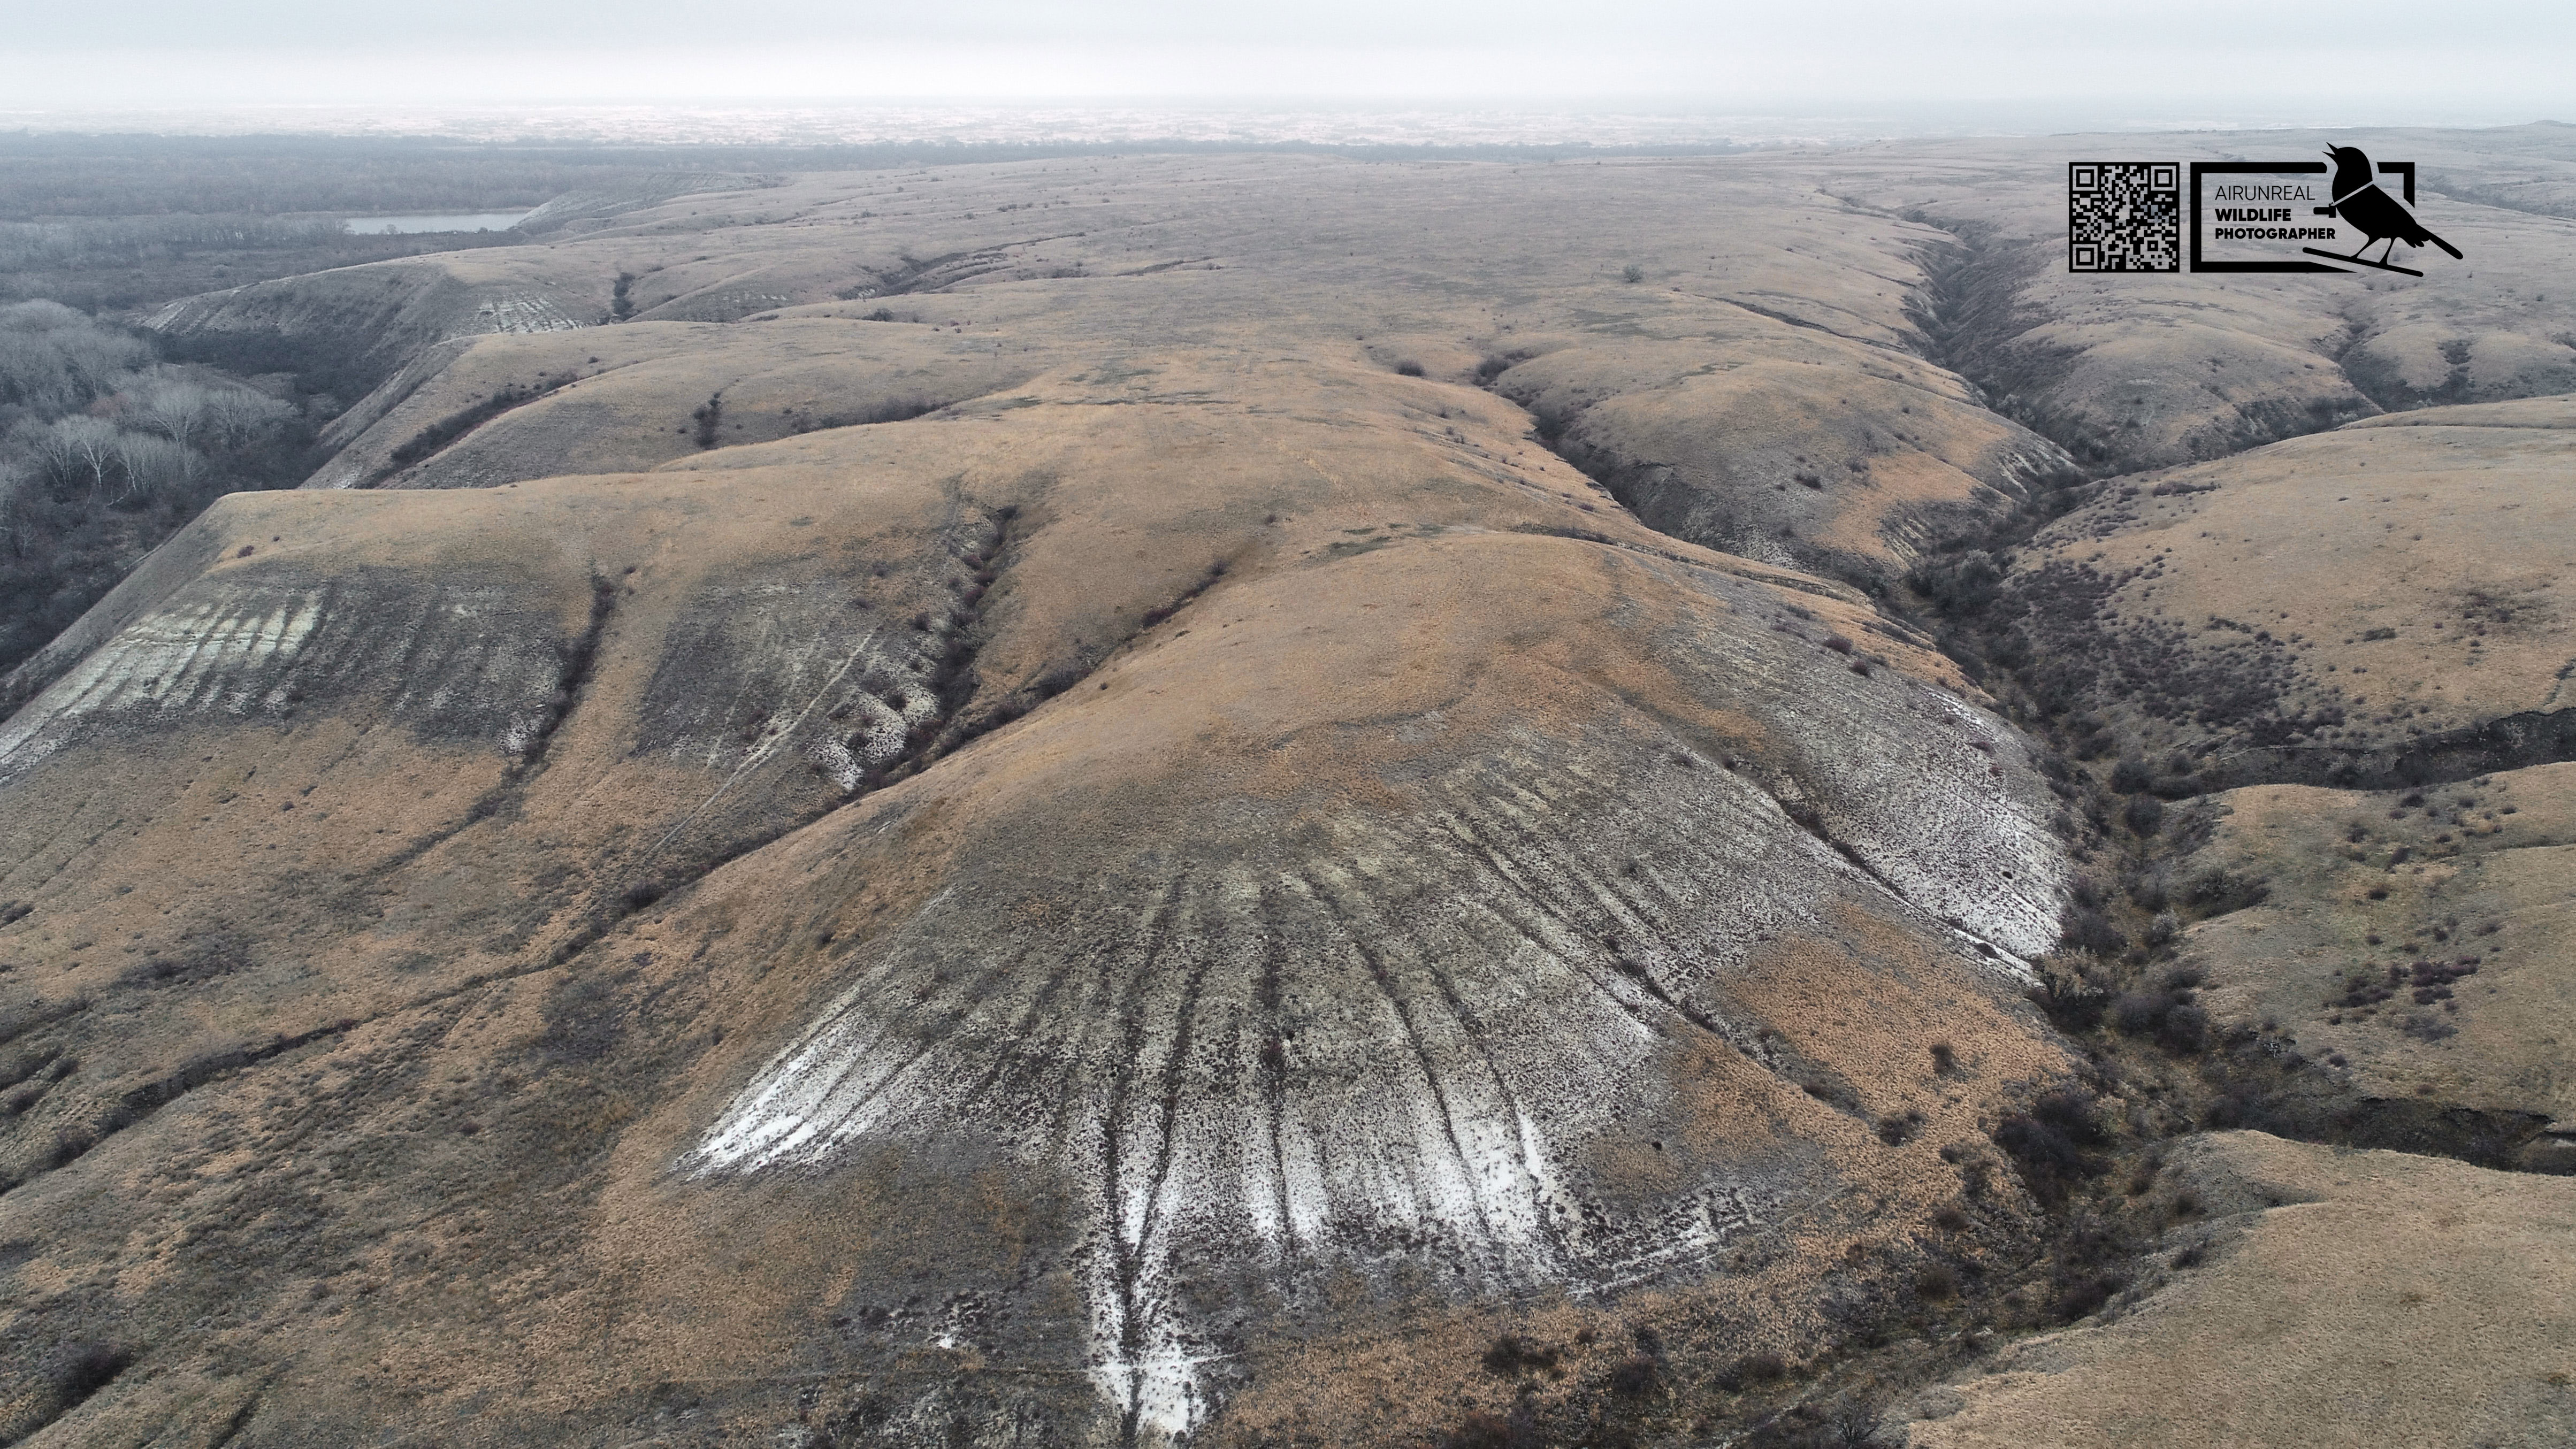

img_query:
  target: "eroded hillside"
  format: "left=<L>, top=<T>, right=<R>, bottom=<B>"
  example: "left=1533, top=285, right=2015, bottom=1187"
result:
left=4, top=130, right=2575, bottom=1448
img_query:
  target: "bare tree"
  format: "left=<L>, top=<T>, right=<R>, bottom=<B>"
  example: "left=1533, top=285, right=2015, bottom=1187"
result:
left=0, top=300, right=149, bottom=412
left=110, top=432, right=196, bottom=504
left=201, top=389, right=295, bottom=450
left=133, top=377, right=217, bottom=451
left=0, top=460, right=30, bottom=558
left=37, top=415, right=123, bottom=499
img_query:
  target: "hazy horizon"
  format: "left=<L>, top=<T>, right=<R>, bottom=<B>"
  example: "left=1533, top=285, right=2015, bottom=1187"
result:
left=0, top=102, right=2564, bottom=154
left=2, top=0, right=2568, bottom=134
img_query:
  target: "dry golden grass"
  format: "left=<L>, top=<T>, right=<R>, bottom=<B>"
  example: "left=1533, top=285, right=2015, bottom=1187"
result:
left=1904, top=1132, right=2576, bottom=1449
left=10, top=125, right=2576, bottom=1446
left=2168, top=762, right=2576, bottom=1134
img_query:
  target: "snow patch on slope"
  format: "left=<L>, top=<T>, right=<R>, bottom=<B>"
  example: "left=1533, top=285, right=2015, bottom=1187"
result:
left=689, top=694, right=2066, bottom=1436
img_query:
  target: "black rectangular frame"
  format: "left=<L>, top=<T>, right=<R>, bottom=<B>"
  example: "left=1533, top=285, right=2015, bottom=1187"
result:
left=2188, top=160, right=2416, bottom=273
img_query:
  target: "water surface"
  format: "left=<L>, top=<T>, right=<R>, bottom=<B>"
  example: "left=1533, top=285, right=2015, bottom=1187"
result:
left=343, top=211, right=528, bottom=234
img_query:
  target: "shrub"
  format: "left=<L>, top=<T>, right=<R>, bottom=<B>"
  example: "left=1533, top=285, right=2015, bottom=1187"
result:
left=1929, top=1041, right=1956, bottom=1074
left=1620, top=264, right=1645, bottom=283
left=2052, top=1272, right=2123, bottom=1321
left=384, top=390, right=527, bottom=471
left=1608, top=1355, right=1659, bottom=1396
left=2032, top=1088, right=2107, bottom=1142
left=2182, top=869, right=2268, bottom=916
left=1931, top=1204, right=1971, bottom=1231
left=690, top=394, right=723, bottom=449
left=2112, top=991, right=2170, bottom=1036
left=2110, top=987, right=2208, bottom=1054
left=2060, top=906, right=2126, bottom=957
left=1031, top=662, right=1086, bottom=698
left=2155, top=1002, right=2209, bottom=1053
left=2401, top=1014, right=2456, bottom=1042
left=1914, top=1262, right=1959, bottom=1299
left=2123, top=794, right=2166, bottom=836
left=1479, top=1335, right=1557, bottom=1377
left=1394, top=359, right=1425, bottom=377
left=1824, top=1399, right=1890, bottom=1449
left=1993, top=1089, right=2108, bottom=1203
left=808, top=395, right=949, bottom=430
left=1904, top=549, right=2002, bottom=615
left=2150, top=772, right=2204, bottom=800
left=2030, top=962, right=2112, bottom=1031
left=2110, top=758, right=2154, bottom=794
left=1715, top=1351, right=1789, bottom=1391
left=2201, top=1083, right=2275, bottom=1131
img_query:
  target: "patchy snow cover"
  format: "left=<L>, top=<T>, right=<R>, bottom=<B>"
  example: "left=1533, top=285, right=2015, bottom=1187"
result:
left=465, top=289, right=585, bottom=335
left=690, top=669, right=2067, bottom=1434
left=0, top=570, right=570, bottom=786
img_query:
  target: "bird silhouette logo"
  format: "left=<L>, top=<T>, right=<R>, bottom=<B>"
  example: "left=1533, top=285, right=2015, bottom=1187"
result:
left=2304, top=145, right=2463, bottom=276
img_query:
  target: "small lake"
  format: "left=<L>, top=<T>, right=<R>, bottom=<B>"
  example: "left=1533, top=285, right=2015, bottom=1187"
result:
left=342, top=211, right=530, bottom=235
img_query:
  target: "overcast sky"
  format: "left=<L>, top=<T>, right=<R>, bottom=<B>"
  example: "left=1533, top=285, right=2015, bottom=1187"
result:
left=1, top=0, right=2569, bottom=122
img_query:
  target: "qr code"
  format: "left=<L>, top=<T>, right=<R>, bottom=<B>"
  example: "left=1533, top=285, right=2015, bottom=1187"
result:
left=2069, top=163, right=2180, bottom=272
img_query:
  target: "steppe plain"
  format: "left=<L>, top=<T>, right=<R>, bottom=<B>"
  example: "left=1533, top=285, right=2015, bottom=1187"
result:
left=3, top=124, right=2575, bottom=1447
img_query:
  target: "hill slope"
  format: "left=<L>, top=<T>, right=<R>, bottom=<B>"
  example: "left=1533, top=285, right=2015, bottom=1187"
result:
left=7, top=131, right=2576, bottom=1446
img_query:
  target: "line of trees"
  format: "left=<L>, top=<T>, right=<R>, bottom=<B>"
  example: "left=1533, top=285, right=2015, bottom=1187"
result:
left=0, top=135, right=595, bottom=221
left=0, top=215, right=353, bottom=274
left=1, top=300, right=312, bottom=678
